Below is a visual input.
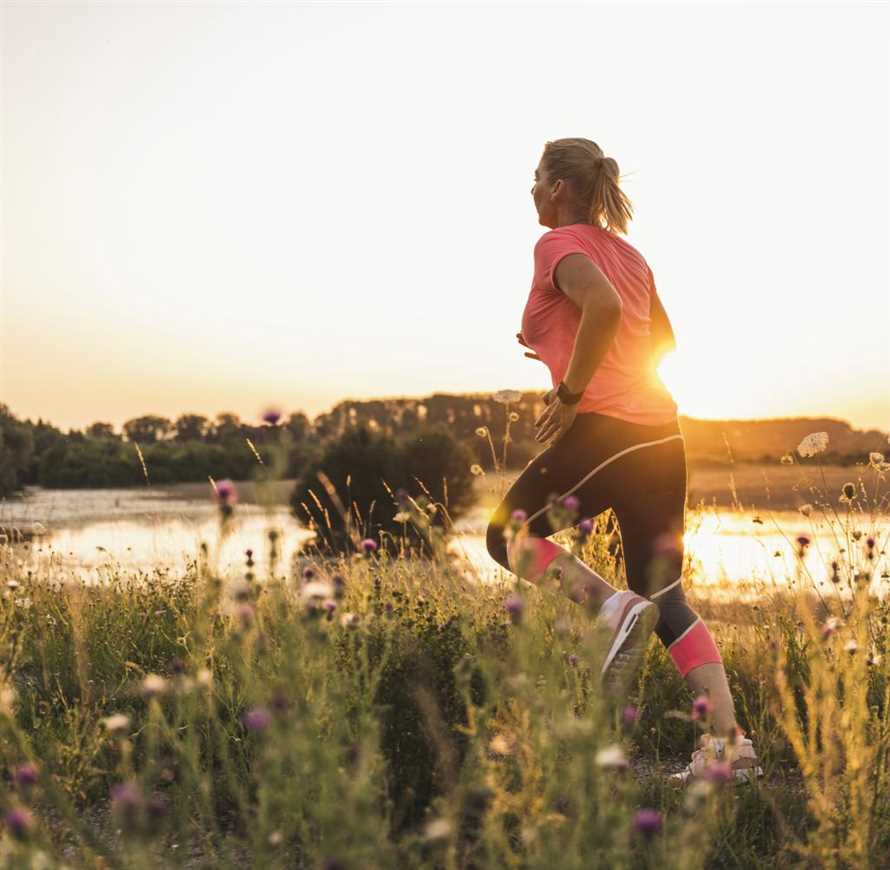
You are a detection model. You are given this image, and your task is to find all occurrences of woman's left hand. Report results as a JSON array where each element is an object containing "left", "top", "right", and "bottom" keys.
[{"left": 534, "top": 388, "right": 578, "bottom": 445}]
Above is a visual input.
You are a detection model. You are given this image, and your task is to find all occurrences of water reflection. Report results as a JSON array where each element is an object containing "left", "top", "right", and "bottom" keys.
[{"left": 3, "top": 484, "right": 888, "bottom": 599}]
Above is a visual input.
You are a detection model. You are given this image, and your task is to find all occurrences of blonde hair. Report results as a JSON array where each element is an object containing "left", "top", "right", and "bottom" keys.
[{"left": 541, "top": 138, "right": 633, "bottom": 235}]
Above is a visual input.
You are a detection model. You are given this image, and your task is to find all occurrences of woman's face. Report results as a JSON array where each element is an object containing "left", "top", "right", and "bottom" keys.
[{"left": 531, "top": 160, "right": 564, "bottom": 227}]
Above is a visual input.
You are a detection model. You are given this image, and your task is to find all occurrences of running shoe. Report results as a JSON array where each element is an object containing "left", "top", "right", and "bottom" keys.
[
  {"left": 670, "top": 734, "right": 763, "bottom": 785},
  {"left": 597, "top": 590, "right": 659, "bottom": 694}
]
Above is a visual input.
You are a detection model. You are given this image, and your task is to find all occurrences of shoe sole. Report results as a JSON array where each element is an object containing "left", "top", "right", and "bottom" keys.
[{"left": 600, "top": 599, "right": 659, "bottom": 691}]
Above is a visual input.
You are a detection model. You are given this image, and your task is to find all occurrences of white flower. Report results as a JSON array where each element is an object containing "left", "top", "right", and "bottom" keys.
[
  {"left": 509, "top": 412, "right": 520, "bottom": 422},
  {"left": 301, "top": 581, "right": 334, "bottom": 600},
  {"left": 595, "top": 743, "right": 629, "bottom": 769},
  {"left": 869, "top": 452, "right": 885, "bottom": 468},
  {"left": 845, "top": 639, "right": 859, "bottom": 654},
  {"left": 475, "top": 427, "right": 489, "bottom": 438},
  {"left": 340, "top": 612, "right": 360, "bottom": 629},
  {"left": 101, "top": 713, "right": 131, "bottom": 734},
  {"left": 780, "top": 454, "right": 794, "bottom": 465},
  {"left": 797, "top": 432, "right": 829, "bottom": 458},
  {"left": 470, "top": 464, "right": 484, "bottom": 476},
  {"left": 423, "top": 818, "right": 452, "bottom": 841},
  {"left": 493, "top": 389, "right": 523, "bottom": 404},
  {"left": 141, "top": 674, "right": 168, "bottom": 698}
]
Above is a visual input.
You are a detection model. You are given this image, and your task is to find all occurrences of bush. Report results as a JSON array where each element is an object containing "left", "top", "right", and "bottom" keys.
[{"left": 290, "top": 424, "right": 476, "bottom": 555}]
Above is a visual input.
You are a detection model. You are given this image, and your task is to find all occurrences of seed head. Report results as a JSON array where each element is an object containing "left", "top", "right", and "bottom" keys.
[
  {"left": 361, "top": 538, "right": 378, "bottom": 554},
  {"left": 214, "top": 479, "right": 238, "bottom": 504},
  {"left": 261, "top": 407, "right": 282, "bottom": 426}
]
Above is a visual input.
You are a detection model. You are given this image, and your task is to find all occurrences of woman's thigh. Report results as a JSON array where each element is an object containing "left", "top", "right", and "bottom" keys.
[{"left": 486, "top": 412, "right": 684, "bottom": 564}]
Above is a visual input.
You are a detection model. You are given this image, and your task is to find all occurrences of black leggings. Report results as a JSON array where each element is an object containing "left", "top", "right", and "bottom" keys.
[{"left": 486, "top": 411, "right": 699, "bottom": 651}]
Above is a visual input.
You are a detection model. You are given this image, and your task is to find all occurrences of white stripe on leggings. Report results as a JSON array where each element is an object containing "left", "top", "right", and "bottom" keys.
[
  {"left": 649, "top": 577, "right": 683, "bottom": 599},
  {"left": 523, "top": 433, "right": 684, "bottom": 528}
]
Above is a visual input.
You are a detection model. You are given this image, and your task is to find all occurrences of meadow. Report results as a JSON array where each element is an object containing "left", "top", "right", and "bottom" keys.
[{"left": 1, "top": 430, "right": 889, "bottom": 869}]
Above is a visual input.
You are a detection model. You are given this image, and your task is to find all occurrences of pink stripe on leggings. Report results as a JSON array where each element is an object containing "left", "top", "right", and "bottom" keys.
[
  {"left": 508, "top": 537, "right": 564, "bottom": 583},
  {"left": 668, "top": 619, "right": 723, "bottom": 677}
]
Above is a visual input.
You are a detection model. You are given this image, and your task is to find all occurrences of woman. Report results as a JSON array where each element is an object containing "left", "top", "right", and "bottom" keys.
[{"left": 485, "top": 138, "right": 762, "bottom": 784}]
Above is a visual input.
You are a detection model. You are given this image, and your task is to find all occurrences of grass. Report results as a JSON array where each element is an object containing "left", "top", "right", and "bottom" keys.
[{"left": 1, "top": 428, "right": 889, "bottom": 868}]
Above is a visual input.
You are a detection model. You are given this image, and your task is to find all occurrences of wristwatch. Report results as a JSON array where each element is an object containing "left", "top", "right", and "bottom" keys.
[{"left": 556, "top": 381, "right": 584, "bottom": 405}]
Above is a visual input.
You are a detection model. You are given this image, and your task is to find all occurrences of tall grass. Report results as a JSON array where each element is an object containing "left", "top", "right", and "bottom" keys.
[{"left": 0, "top": 424, "right": 888, "bottom": 868}]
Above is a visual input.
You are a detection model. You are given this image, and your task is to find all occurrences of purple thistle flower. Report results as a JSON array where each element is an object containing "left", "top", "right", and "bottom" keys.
[
  {"left": 235, "top": 603, "right": 255, "bottom": 630},
  {"left": 111, "top": 781, "right": 144, "bottom": 828},
  {"left": 3, "top": 806, "right": 34, "bottom": 841},
  {"left": 578, "top": 517, "right": 594, "bottom": 537},
  {"left": 261, "top": 407, "right": 282, "bottom": 426},
  {"left": 796, "top": 535, "right": 811, "bottom": 549},
  {"left": 215, "top": 479, "right": 238, "bottom": 504},
  {"left": 504, "top": 593, "right": 524, "bottom": 624},
  {"left": 510, "top": 509, "right": 527, "bottom": 524},
  {"left": 705, "top": 760, "right": 734, "bottom": 783},
  {"left": 13, "top": 762, "right": 39, "bottom": 790},
  {"left": 302, "top": 566, "right": 315, "bottom": 581},
  {"left": 691, "top": 694, "right": 713, "bottom": 720},
  {"left": 622, "top": 705, "right": 640, "bottom": 727},
  {"left": 243, "top": 706, "right": 272, "bottom": 733},
  {"left": 562, "top": 494, "right": 580, "bottom": 513},
  {"left": 323, "top": 599, "right": 337, "bottom": 621},
  {"left": 632, "top": 808, "right": 663, "bottom": 837},
  {"left": 361, "top": 537, "right": 378, "bottom": 554},
  {"left": 866, "top": 537, "right": 876, "bottom": 549},
  {"left": 567, "top": 653, "right": 579, "bottom": 668}
]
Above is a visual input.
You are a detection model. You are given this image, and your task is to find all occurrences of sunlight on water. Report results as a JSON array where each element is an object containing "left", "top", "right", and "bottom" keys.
[{"left": 3, "top": 483, "right": 887, "bottom": 601}]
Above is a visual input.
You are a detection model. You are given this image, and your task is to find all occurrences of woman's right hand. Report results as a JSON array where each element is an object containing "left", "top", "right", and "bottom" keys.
[{"left": 516, "top": 332, "right": 543, "bottom": 363}]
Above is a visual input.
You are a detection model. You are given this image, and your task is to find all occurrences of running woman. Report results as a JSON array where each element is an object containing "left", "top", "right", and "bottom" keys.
[{"left": 485, "top": 138, "right": 761, "bottom": 783}]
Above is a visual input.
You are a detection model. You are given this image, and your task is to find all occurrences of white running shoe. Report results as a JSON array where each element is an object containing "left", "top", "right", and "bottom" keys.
[
  {"left": 597, "top": 590, "right": 659, "bottom": 694},
  {"left": 670, "top": 734, "right": 764, "bottom": 785}
]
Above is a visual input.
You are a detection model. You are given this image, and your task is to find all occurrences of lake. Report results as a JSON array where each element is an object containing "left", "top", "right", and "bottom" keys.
[{"left": 2, "top": 477, "right": 888, "bottom": 601}]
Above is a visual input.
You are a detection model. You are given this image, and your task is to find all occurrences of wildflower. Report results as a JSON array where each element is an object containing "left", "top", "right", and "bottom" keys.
[
  {"left": 494, "top": 389, "right": 523, "bottom": 404},
  {"left": 245, "top": 548, "right": 253, "bottom": 559},
  {"left": 301, "top": 581, "right": 334, "bottom": 601},
  {"left": 504, "top": 593, "right": 524, "bottom": 624},
  {"left": 470, "top": 464, "right": 484, "bottom": 476},
  {"left": 340, "top": 612, "right": 360, "bottom": 630},
  {"left": 844, "top": 639, "right": 858, "bottom": 655},
  {"left": 393, "top": 511, "right": 411, "bottom": 522},
  {"left": 489, "top": 733, "right": 515, "bottom": 756},
  {"left": 214, "top": 479, "right": 238, "bottom": 504},
  {"left": 361, "top": 538, "right": 377, "bottom": 554},
  {"left": 12, "top": 762, "right": 38, "bottom": 790},
  {"left": 243, "top": 707, "right": 272, "bottom": 733},
  {"left": 510, "top": 509, "right": 527, "bottom": 525},
  {"left": 799, "top": 504, "right": 813, "bottom": 517},
  {"left": 332, "top": 574, "right": 346, "bottom": 598},
  {"left": 111, "top": 781, "right": 144, "bottom": 828},
  {"left": 323, "top": 599, "right": 337, "bottom": 620},
  {"left": 797, "top": 432, "right": 829, "bottom": 458},
  {"left": 141, "top": 674, "right": 168, "bottom": 699},
  {"left": 870, "top": 452, "right": 885, "bottom": 468},
  {"left": 866, "top": 537, "right": 876, "bottom": 551},
  {"left": 509, "top": 411, "right": 520, "bottom": 422},
  {"left": 780, "top": 454, "right": 794, "bottom": 465},
  {"left": 424, "top": 817, "right": 453, "bottom": 842},
  {"left": 3, "top": 806, "right": 35, "bottom": 841},
  {"left": 562, "top": 494, "right": 580, "bottom": 513},
  {"left": 475, "top": 426, "right": 489, "bottom": 438},
  {"left": 101, "top": 713, "right": 131, "bottom": 734},
  {"left": 796, "top": 535, "right": 811, "bottom": 549},
  {"left": 302, "top": 566, "right": 315, "bottom": 581},
  {"left": 261, "top": 407, "right": 282, "bottom": 426},
  {"left": 6, "top": 580, "right": 19, "bottom": 589},
  {"left": 830, "top": 561, "right": 841, "bottom": 583},
  {"left": 867, "top": 653, "right": 883, "bottom": 667},
  {"left": 822, "top": 616, "right": 843, "bottom": 639},
  {"left": 595, "top": 743, "right": 629, "bottom": 770},
  {"left": 567, "top": 653, "right": 579, "bottom": 668},
  {"left": 705, "top": 760, "right": 734, "bottom": 783},
  {"left": 578, "top": 517, "right": 594, "bottom": 537},
  {"left": 235, "top": 603, "right": 255, "bottom": 630},
  {"left": 623, "top": 705, "right": 640, "bottom": 727},
  {"left": 841, "top": 482, "right": 857, "bottom": 502},
  {"left": 691, "top": 695, "right": 713, "bottom": 720},
  {"left": 632, "top": 808, "right": 663, "bottom": 837}
]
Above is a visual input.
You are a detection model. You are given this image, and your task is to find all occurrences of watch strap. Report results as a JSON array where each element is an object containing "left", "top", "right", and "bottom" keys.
[{"left": 557, "top": 381, "right": 584, "bottom": 405}]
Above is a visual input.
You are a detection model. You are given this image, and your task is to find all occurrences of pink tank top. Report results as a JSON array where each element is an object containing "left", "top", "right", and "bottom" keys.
[{"left": 520, "top": 224, "right": 678, "bottom": 426}]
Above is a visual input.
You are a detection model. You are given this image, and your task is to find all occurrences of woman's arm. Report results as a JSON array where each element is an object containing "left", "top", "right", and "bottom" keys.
[{"left": 649, "top": 287, "right": 676, "bottom": 361}]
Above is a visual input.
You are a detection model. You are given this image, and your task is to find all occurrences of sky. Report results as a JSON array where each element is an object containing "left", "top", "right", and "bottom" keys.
[{"left": 2, "top": 0, "right": 889, "bottom": 435}]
